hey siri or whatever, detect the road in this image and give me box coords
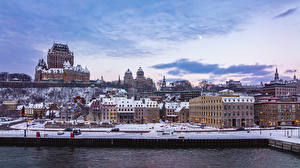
[0,120,26,130]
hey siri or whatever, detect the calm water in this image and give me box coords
[0,147,299,168]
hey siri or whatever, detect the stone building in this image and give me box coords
[123,67,156,95]
[189,90,255,128]
[35,43,90,83]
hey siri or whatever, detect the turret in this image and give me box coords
[136,67,144,80]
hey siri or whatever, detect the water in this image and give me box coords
[0,147,299,168]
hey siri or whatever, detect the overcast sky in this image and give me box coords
[1,0,300,85]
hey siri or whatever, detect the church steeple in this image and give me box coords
[162,76,166,88]
[275,67,279,80]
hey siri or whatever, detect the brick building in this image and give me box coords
[254,97,300,127]
[262,68,297,97]
[35,43,90,83]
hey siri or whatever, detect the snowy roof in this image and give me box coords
[219,89,234,94]
[63,61,71,69]
[42,68,64,74]
[41,64,89,74]
[100,97,159,108]
[222,96,255,103]
[18,103,45,109]
[175,102,189,112]
[46,110,60,117]
[16,105,24,110]
[165,102,180,109]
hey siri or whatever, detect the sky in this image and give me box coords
[1,0,300,85]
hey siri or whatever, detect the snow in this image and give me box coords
[5,121,300,143]
[0,87,109,105]
[0,118,23,126]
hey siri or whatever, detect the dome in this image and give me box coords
[125,69,132,74]
[137,67,143,72]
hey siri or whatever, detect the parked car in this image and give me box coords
[57,131,64,135]
[111,128,120,132]
[73,129,81,135]
[274,126,282,129]
[236,127,245,131]
[64,128,73,132]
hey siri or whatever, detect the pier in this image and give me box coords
[0,137,268,148]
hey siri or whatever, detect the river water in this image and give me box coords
[0,147,299,168]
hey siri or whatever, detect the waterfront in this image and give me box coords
[0,147,299,168]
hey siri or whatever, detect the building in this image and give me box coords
[262,84,296,98]
[189,90,255,128]
[160,102,189,122]
[17,103,45,119]
[87,98,117,123]
[134,99,160,123]
[226,80,242,88]
[180,90,201,101]
[262,68,297,97]
[87,96,159,124]
[123,67,156,95]
[0,72,31,82]
[254,97,300,127]
[35,43,90,83]
[178,105,189,123]
[47,43,74,69]
[0,101,19,118]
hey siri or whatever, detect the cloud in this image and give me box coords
[274,8,297,19]
[152,59,273,76]
[242,75,292,84]
[166,78,187,82]
[285,69,296,73]
[0,0,297,75]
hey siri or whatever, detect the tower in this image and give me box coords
[275,67,279,81]
[136,67,144,80]
[124,69,133,86]
[162,76,166,88]
[47,43,74,68]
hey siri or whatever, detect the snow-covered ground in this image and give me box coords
[0,118,23,126]
[4,121,300,144]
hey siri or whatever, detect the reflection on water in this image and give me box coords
[0,147,299,168]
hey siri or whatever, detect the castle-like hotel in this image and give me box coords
[35,43,90,83]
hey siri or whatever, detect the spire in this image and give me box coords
[162,76,166,88]
[294,70,297,80]
[275,67,279,80]
[118,75,121,84]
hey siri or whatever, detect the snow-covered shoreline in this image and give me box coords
[3,121,300,144]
